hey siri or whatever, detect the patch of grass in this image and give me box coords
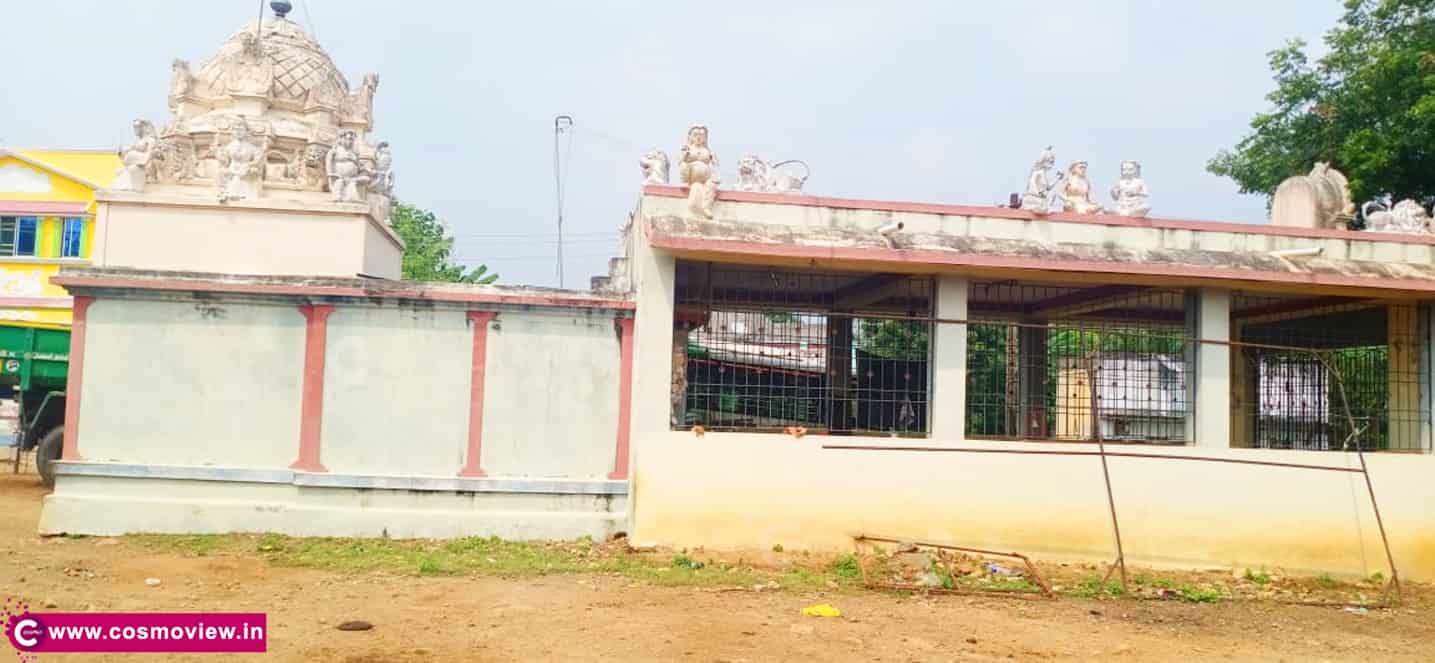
[670,554,704,570]
[255,533,285,553]
[986,577,1041,593]
[1177,583,1221,603]
[831,553,861,579]
[417,556,451,575]
[771,544,784,553]
[138,534,229,557]
[1070,575,1125,598]
[1315,573,1341,590]
[1244,568,1271,585]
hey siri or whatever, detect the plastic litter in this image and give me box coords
[800,603,842,618]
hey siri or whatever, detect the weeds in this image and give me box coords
[1071,575,1125,599]
[1243,568,1271,585]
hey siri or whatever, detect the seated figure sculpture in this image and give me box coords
[679,125,719,219]
[1110,160,1151,217]
[1061,161,1104,214]
[1020,146,1059,212]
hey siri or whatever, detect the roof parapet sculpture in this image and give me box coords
[1270,162,1354,229]
[1020,146,1062,213]
[1110,160,1151,218]
[1364,199,1432,235]
[113,120,158,193]
[680,125,719,219]
[640,148,670,185]
[1061,160,1104,214]
[105,2,396,222]
[736,155,809,195]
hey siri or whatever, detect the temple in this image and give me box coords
[95,4,401,278]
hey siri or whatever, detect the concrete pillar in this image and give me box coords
[826,314,854,431]
[931,275,968,441]
[1228,319,1256,448]
[1388,304,1421,451]
[1194,289,1232,449]
[1422,304,1434,453]
[1019,324,1049,439]
[629,217,677,439]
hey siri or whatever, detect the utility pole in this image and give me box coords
[553,115,573,288]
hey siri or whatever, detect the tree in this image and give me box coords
[390,202,498,284]
[1207,0,1435,216]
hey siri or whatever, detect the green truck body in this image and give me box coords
[0,324,71,485]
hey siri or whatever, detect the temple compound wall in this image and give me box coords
[39,271,633,540]
[625,186,1435,581]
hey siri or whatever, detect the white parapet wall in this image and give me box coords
[42,268,635,540]
[628,432,1435,580]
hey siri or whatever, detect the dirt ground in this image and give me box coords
[2,472,1432,662]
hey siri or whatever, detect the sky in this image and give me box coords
[0,0,1345,288]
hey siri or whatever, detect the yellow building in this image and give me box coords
[0,148,119,329]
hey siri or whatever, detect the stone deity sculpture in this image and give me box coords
[639,149,669,185]
[214,121,266,201]
[1061,161,1104,214]
[1020,146,1061,212]
[169,59,193,99]
[367,141,395,222]
[325,130,369,202]
[1363,199,1432,235]
[1110,160,1152,217]
[113,119,158,192]
[679,125,719,219]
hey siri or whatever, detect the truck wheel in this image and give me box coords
[36,427,63,487]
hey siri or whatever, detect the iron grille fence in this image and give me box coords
[965,282,1192,443]
[1231,294,1428,452]
[674,262,932,435]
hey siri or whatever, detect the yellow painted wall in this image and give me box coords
[16,150,119,189]
[630,432,1435,581]
[0,156,98,203]
[0,150,112,329]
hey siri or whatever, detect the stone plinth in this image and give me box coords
[93,189,402,279]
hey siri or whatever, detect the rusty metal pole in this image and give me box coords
[1090,350,1129,592]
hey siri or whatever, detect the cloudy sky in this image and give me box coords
[1,1,1343,287]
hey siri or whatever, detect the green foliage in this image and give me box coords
[1208,1,1435,215]
[1072,575,1126,598]
[831,553,862,579]
[1315,573,1342,589]
[1244,568,1272,585]
[670,554,704,570]
[1177,584,1222,604]
[390,202,498,284]
[859,319,929,361]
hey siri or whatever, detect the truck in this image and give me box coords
[0,324,71,486]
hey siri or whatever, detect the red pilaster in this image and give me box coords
[608,317,636,480]
[459,311,498,477]
[291,304,334,472]
[60,296,95,461]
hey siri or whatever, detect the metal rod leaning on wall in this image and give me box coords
[823,443,1401,606]
[1317,349,1404,605]
[1087,351,1129,593]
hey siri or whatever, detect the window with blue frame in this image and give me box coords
[61,217,84,258]
[15,217,37,256]
[0,217,40,256]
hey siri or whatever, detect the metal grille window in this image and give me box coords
[1231,294,1428,452]
[965,282,1191,443]
[674,262,932,435]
